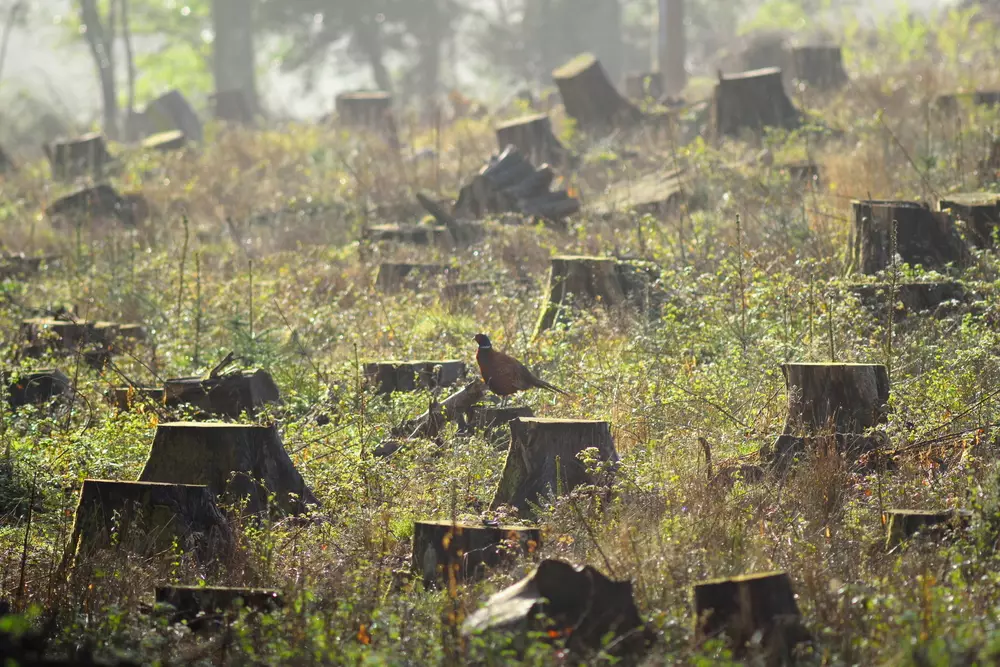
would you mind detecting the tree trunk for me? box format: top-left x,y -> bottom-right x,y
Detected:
852,200 -> 970,274
713,67 -> 799,138
212,0 -> 258,117
411,520 -> 541,587
658,0 -> 686,97
120,0 -> 137,129
79,0 -> 119,140
939,192 -> 1000,248
352,13 -> 392,94
138,422 -> 318,515
552,53 -> 642,134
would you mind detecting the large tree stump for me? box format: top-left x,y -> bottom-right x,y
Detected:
491,418 -> 618,515
363,360 -> 466,394
939,192 -> 1000,247
850,281 -> 969,321
142,89 -> 203,143
768,363 -> 890,469
45,184 -> 148,227
374,262 -> 451,293
2,368 -> 70,409
139,422 -> 318,515
788,46 -> 848,89
156,585 -> 283,627
163,368 -> 280,419
885,509 -> 972,550
495,113 -> 570,168
535,256 -> 626,334
463,559 -> 649,659
852,200 -> 970,273
335,91 -> 398,145
552,53 -> 643,134
693,571 -> 809,661
412,520 -> 541,587
44,133 -> 114,181
63,480 -> 233,569
20,318 -> 95,354
713,68 -> 800,138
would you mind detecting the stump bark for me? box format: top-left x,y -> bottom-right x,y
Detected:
138,422 -> 318,515
412,520 -> 541,587
463,559 -> 649,659
156,585 -> 283,626
534,256 -> 626,334
142,89 -> 203,142
3,369 -> 70,409
939,192 -> 1000,247
713,68 -> 800,138
788,46 -> 848,89
491,418 -> 618,515
363,360 -> 466,394
495,113 -> 570,168
852,200 -> 970,273
374,262 -> 450,293
885,509 -> 972,549
335,91 -> 398,145
693,571 -> 808,662
552,53 -> 643,134
63,480 -> 233,568
163,368 -> 280,419
768,363 -> 890,469
44,133 -> 113,181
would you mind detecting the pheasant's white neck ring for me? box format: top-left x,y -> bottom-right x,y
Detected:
479,344 -> 492,349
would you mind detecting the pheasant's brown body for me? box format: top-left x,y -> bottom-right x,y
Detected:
474,333 -> 567,399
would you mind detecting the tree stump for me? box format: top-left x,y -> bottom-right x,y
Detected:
552,53 -> 643,134
885,509 -> 972,550
463,559 -> 649,659
335,91 -> 398,145
713,68 -> 800,138
63,480 -> 233,569
108,386 -> 165,411
363,223 -> 451,246
363,360 -> 466,394
163,368 -> 280,419
142,89 -> 203,143
212,89 -> 255,124
470,405 -> 535,434
141,131 -> 187,153
412,520 -> 541,587
3,369 -> 70,409
20,318 -> 95,355
693,571 -> 808,661
495,113 -> 570,168
44,133 -> 113,181
939,192 -> 1000,247
850,281 -> 968,320
491,418 -> 618,515
788,46 -> 848,89
155,585 -> 283,626
139,422 -> 318,515
45,184 -> 144,227
768,363 -> 890,469
374,262 -> 450,293
624,71 -> 663,101
534,256 -> 626,334
852,200 -> 970,273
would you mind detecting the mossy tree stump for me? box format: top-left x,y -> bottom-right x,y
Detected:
412,520 -> 541,587
768,363 -> 890,469
363,360 -> 466,394
852,200 -> 970,274
552,53 -> 643,134
885,509 -> 972,550
139,422 -> 318,515
693,571 -> 808,661
495,113 -> 570,168
491,418 -> 618,515
163,368 -> 280,419
374,262 -> 451,293
3,369 -> 70,409
156,585 -> 283,626
535,256 -> 625,334
939,192 -> 1000,248
141,89 -> 203,143
713,68 -> 800,138
63,480 -> 233,569
788,46 -> 848,89
44,132 -> 113,181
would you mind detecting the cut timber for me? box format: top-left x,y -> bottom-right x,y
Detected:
45,184 -> 146,226
156,585 -> 283,626
885,509 -> 972,550
44,132 -> 113,181
534,256 -> 625,334
374,262 -> 450,293
552,53 -> 643,134
3,368 -> 70,409
363,223 -> 451,246
163,368 -> 280,419
494,113 -> 570,168
713,68 -> 800,138
139,422 -> 318,515
852,200 -> 970,274
412,520 -> 541,587
491,418 -> 618,514
142,89 -> 203,142
939,192 -> 1000,247
788,46 -> 848,89
693,571 -> 809,661
768,363 -> 890,469
212,89 -> 255,124
63,480 -> 233,568
463,559 -> 649,659
363,360 -> 466,394
108,386 -> 165,411
850,281 -> 968,320
335,91 -> 398,145
141,131 -> 187,153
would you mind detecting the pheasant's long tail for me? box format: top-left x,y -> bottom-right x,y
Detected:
534,378 -> 570,396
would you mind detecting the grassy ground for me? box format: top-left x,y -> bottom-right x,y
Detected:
6,9 -> 1000,666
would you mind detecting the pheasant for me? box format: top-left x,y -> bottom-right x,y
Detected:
474,333 -> 568,405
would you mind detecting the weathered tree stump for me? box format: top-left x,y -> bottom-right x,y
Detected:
412,520 -> 541,587
156,585 -> 283,626
3,368 -> 70,409
693,571 -> 809,661
363,223 -> 451,246
852,200 -> 970,273
335,91 -> 398,145
374,262 -> 451,293
885,509 -> 972,550
45,184 -> 148,227
713,68 -> 800,138
163,368 -> 280,419
141,130 -> 187,153
552,53 -> 643,134
491,418 -> 618,514
535,256 -> 625,334
363,360 -> 466,394
788,46 -> 848,89
939,192 -> 1000,247
463,559 -> 649,659
63,480 -> 233,568
139,422 -> 318,515
212,89 -> 255,124
624,71 -> 663,101
142,89 -> 203,143
44,132 -> 113,181
108,386 -> 165,411
851,281 -> 968,320
768,363 -> 890,470
495,113 -> 570,168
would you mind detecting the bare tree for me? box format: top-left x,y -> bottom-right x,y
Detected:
79,0 -> 120,138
